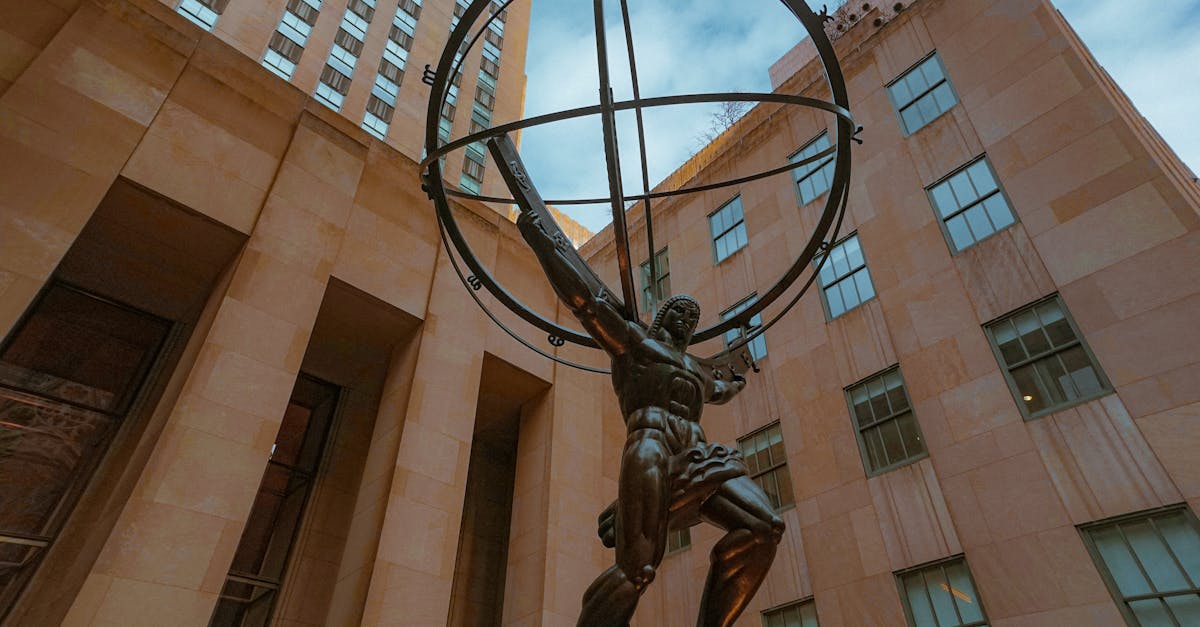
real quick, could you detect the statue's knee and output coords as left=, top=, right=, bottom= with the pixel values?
left=749, top=513, right=785, bottom=547
left=617, top=563, right=657, bottom=592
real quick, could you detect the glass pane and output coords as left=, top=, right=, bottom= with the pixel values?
left=1037, top=301, right=1074, bottom=347
left=982, top=195, right=1015, bottom=230
left=890, top=78, right=912, bottom=106
left=800, top=603, right=820, bottom=627
left=1125, top=521, right=1191, bottom=592
left=945, top=560, right=986, bottom=624
left=775, top=466, right=794, bottom=508
left=931, top=183, right=959, bottom=217
left=800, top=178, right=816, bottom=205
left=881, top=419, right=906, bottom=466
left=1059, top=347, right=1103, bottom=397
left=840, top=279, right=862, bottom=312
left=826, top=285, right=846, bottom=319
left=868, top=378, right=891, bottom=419
left=967, top=161, right=998, bottom=196
left=851, top=386, right=874, bottom=425
left=1014, top=311, right=1051, bottom=356
left=924, top=566, right=963, bottom=626
left=768, top=427, right=785, bottom=466
left=717, top=237, right=729, bottom=262
left=1157, top=513, right=1200, bottom=584
left=736, top=224, right=748, bottom=250
left=0, top=391, right=115, bottom=536
left=885, top=371, right=909, bottom=412
left=1165, top=595, right=1200, bottom=626
left=854, top=270, right=875, bottom=303
left=1129, top=598, right=1174, bottom=627
left=1011, top=363, right=1048, bottom=414
left=766, top=611, right=786, bottom=627
left=920, top=58, right=945, bottom=87
left=916, top=94, right=939, bottom=128
left=949, top=172, right=978, bottom=208
left=906, top=67, right=929, bottom=96
left=1091, top=525, right=1154, bottom=597
left=903, top=572, right=939, bottom=627
left=932, top=83, right=957, bottom=114
left=965, top=205, right=995, bottom=241
left=762, top=470, right=782, bottom=509
left=993, top=321, right=1026, bottom=365
left=741, top=440, right=759, bottom=474
left=818, top=256, right=838, bottom=287
left=896, top=412, right=925, bottom=458
left=755, top=432, right=772, bottom=471
left=843, top=237, right=864, bottom=269
left=864, top=425, right=885, bottom=471
left=1033, top=355, right=1072, bottom=405
left=902, top=107, right=923, bottom=134
left=830, top=244, right=850, bottom=278
left=946, top=215, right=974, bottom=250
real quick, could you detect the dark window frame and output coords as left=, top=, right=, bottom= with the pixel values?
left=886, top=51, right=959, bottom=136
left=894, top=555, right=990, bottom=627
left=761, top=597, right=820, bottom=626
left=665, top=527, right=691, bottom=555
left=639, top=247, right=670, bottom=313
left=721, top=293, right=767, bottom=362
left=983, top=294, right=1112, bottom=420
left=736, top=422, right=794, bottom=511
left=1078, top=504, right=1200, bottom=627
left=926, top=155, right=1019, bottom=254
left=789, top=131, right=835, bottom=207
left=815, top=231, right=875, bottom=321
left=844, top=365, right=928, bottom=477
left=708, top=194, right=748, bottom=264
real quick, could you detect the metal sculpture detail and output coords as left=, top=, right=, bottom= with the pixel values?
left=421, top=1, right=855, bottom=624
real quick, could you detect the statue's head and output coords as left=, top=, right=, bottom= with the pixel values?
left=650, top=294, right=701, bottom=348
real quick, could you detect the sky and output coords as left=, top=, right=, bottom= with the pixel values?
left=513, top=0, right=1200, bottom=234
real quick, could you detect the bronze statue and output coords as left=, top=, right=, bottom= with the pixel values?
left=489, top=136, right=784, bottom=627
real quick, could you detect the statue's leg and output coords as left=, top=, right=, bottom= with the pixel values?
left=578, top=429, right=671, bottom=627
left=695, top=476, right=785, bottom=627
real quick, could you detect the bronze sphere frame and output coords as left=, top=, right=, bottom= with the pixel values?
left=419, top=0, right=857, bottom=373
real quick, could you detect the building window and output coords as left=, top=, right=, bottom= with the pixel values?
left=1081, top=506, right=1200, bottom=627
left=639, top=248, right=670, bottom=313
left=263, top=32, right=304, bottom=80
left=846, top=367, right=925, bottom=476
left=666, top=528, right=691, bottom=554
left=928, top=157, right=1016, bottom=253
left=817, top=233, right=874, bottom=320
left=790, top=132, right=835, bottom=206
left=984, top=295, right=1111, bottom=419
left=897, top=557, right=989, bottom=627
left=710, top=196, right=748, bottom=263
left=763, top=599, right=819, bottom=627
left=721, top=295, right=767, bottom=361
left=176, top=0, right=228, bottom=30
left=315, top=65, right=351, bottom=110
left=210, top=375, right=339, bottom=627
left=738, top=423, right=793, bottom=510
left=0, top=283, right=172, bottom=614
left=888, top=52, right=957, bottom=135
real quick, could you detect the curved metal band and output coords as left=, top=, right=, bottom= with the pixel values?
left=422, top=0, right=854, bottom=359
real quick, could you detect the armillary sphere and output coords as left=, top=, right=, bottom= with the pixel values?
left=419, top=0, right=857, bottom=374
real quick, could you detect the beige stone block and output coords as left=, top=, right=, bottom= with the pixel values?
left=205, top=296, right=306, bottom=371
left=225, top=249, right=329, bottom=328
left=90, top=577, right=217, bottom=627
left=0, top=270, right=41, bottom=338
left=58, top=46, right=166, bottom=125
left=1035, top=182, right=1186, bottom=286
left=1136, top=401, right=1200, bottom=500
left=92, top=499, right=225, bottom=590
left=966, top=451, right=1071, bottom=543
left=375, top=495, right=452, bottom=577
left=1089, top=293, right=1200, bottom=387
left=939, top=371, right=1023, bottom=443
left=0, top=207, right=80, bottom=279
left=173, top=390, right=266, bottom=446
left=60, top=573, right=112, bottom=627
left=192, top=342, right=299, bottom=421
left=869, top=459, right=962, bottom=571
left=152, top=426, right=269, bottom=521
left=972, top=54, right=1084, bottom=147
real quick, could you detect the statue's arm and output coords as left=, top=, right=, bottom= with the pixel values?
left=516, top=212, right=638, bottom=356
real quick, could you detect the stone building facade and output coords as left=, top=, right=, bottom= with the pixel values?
left=0, top=0, right=1197, bottom=626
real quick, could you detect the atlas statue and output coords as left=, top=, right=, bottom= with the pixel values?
left=420, top=2, right=855, bottom=624
left=489, top=137, right=783, bottom=627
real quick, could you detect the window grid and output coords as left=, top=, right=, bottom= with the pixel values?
left=888, top=53, right=957, bottom=135
left=176, top=0, right=227, bottom=30
left=709, top=196, right=748, bottom=263
left=721, top=295, right=767, bottom=362
left=846, top=367, right=926, bottom=476
left=928, top=157, right=1016, bottom=253
left=790, top=132, right=835, bottom=206
left=737, top=424, right=794, bottom=510
left=762, top=598, right=819, bottom=627
left=1080, top=506, right=1200, bottom=627
left=817, top=234, right=875, bottom=320
left=639, top=248, right=670, bottom=313
left=315, top=0, right=374, bottom=112
left=985, top=296, right=1111, bottom=419
left=897, top=557, right=989, bottom=627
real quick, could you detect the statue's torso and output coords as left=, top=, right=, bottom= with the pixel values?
left=612, top=336, right=705, bottom=423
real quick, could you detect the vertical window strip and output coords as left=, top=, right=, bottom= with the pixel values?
left=316, top=0, right=374, bottom=111
left=817, top=234, right=875, bottom=319
left=176, top=0, right=229, bottom=30
left=361, top=0, right=421, bottom=139
left=737, top=424, right=794, bottom=510
left=639, top=248, right=671, bottom=313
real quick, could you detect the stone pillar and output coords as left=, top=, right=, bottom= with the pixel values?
left=62, top=114, right=368, bottom=626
